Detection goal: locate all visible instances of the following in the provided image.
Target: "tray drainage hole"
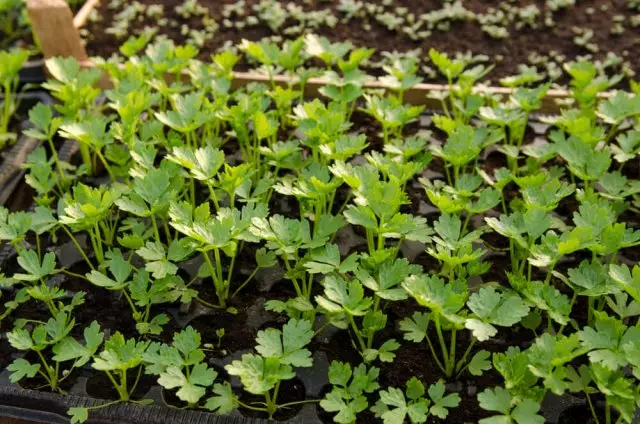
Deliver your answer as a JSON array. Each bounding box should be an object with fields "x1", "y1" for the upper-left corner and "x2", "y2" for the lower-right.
[{"x1": 557, "y1": 402, "x2": 618, "y2": 424}]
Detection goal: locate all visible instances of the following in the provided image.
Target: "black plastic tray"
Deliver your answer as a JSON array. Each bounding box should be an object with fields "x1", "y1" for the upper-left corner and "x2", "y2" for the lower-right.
[{"x1": 0, "y1": 91, "x2": 53, "y2": 206}]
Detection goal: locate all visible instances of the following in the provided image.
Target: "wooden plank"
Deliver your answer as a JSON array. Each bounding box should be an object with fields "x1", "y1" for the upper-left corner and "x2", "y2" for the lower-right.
[
  {"x1": 81, "y1": 65, "x2": 604, "y2": 113},
  {"x1": 73, "y1": 0, "x2": 100, "y2": 28},
  {"x1": 230, "y1": 71, "x2": 596, "y2": 113},
  {"x1": 26, "y1": 0, "x2": 88, "y2": 61}
]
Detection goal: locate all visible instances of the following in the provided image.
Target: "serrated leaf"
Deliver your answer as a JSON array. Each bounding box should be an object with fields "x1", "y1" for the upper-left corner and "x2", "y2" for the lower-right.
[{"x1": 469, "y1": 350, "x2": 492, "y2": 376}]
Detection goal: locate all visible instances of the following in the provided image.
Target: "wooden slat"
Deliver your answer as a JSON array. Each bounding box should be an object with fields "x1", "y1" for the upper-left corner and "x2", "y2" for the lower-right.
[
  {"x1": 230, "y1": 71, "x2": 592, "y2": 113},
  {"x1": 26, "y1": 0, "x2": 88, "y2": 61}
]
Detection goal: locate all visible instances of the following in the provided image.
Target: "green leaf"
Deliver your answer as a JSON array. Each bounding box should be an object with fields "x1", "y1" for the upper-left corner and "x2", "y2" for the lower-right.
[
  {"x1": 402, "y1": 275, "x2": 466, "y2": 325},
  {"x1": 428, "y1": 380, "x2": 460, "y2": 419},
  {"x1": 68, "y1": 407, "x2": 89, "y2": 424},
  {"x1": 316, "y1": 275, "x2": 373, "y2": 317},
  {"x1": 52, "y1": 321, "x2": 104, "y2": 367},
  {"x1": 14, "y1": 251, "x2": 56, "y2": 281},
  {"x1": 205, "y1": 382, "x2": 237, "y2": 414},
  {"x1": 511, "y1": 399, "x2": 545, "y2": 424},
  {"x1": 92, "y1": 332, "x2": 149, "y2": 372},
  {"x1": 477, "y1": 387, "x2": 511, "y2": 414},
  {"x1": 255, "y1": 319, "x2": 314, "y2": 367},
  {"x1": 158, "y1": 363, "x2": 216, "y2": 404},
  {"x1": 226, "y1": 354, "x2": 294, "y2": 395},
  {"x1": 7, "y1": 358, "x2": 40, "y2": 382},
  {"x1": 406, "y1": 377, "x2": 425, "y2": 400},
  {"x1": 469, "y1": 350, "x2": 492, "y2": 376},
  {"x1": 399, "y1": 312, "x2": 429, "y2": 343},
  {"x1": 304, "y1": 244, "x2": 341, "y2": 274},
  {"x1": 466, "y1": 288, "x2": 529, "y2": 340}
]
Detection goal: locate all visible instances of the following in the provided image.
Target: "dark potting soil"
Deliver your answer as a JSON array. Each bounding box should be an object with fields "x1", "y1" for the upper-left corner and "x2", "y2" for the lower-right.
[
  {"x1": 83, "y1": 0, "x2": 640, "y2": 83},
  {"x1": 85, "y1": 369, "x2": 156, "y2": 401},
  {"x1": 557, "y1": 401, "x2": 617, "y2": 424},
  {"x1": 0, "y1": 338, "x2": 13, "y2": 371}
]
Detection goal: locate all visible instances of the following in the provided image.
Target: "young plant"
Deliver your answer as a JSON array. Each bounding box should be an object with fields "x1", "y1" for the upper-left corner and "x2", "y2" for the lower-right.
[
  {"x1": 58, "y1": 183, "x2": 122, "y2": 266},
  {"x1": 477, "y1": 387, "x2": 545, "y2": 424},
  {"x1": 361, "y1": 94, "x2": 424, "y2": 144},
  {"x1": 401, "y1": 275, "x2": 528, "y2": 378},
  {"x1": 143, "y1": 326, "x2": 233, "y2": 410},
  {"x1": 7, "y1": 312, "x2": 101, "y2": 394},
  {"x1": 43, "y1": 57, "x2": 102, "y2": 173},
  {"x1": 371, "y1": 377, "x2": 460, "y2": 423},
  {"x1": 337, "y1": 165, "x2": 431, "y2": 255},
  {"x1": 86, "y1": 249, "x2": 194, "y2": 335},
  {"x1": 69, "y1": 332, "x2": 152, "y2": 423},
  {"x1": 225, "y1": 319, "x2": 316, "y2": 419},
  {"x1": 116, "y1": 161, "x2": 184, "y2": 243},
  {"x1": 320, "y1": 361, "x2": 379, "y2": 424},
  {"x1": 169, "y1": 200, "x2": 268, "y2": 308},
  {"x1": 250, "y1": 214, "x2": 344, "y2": 320},
  {"x1": 429, "y1": 125, "x2": 501, "y2": 184},
  {"x1": 0, "y1": 49, "x2": 29, "y2": 147},
  {"x1": 427, "y1": 213, "x2": 488, "y2": 283}
]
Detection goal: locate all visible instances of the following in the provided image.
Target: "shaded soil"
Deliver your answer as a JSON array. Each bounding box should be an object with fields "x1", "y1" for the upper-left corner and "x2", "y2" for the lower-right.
[
  {"x1": 84, "y1": 0, "x2": 640, "y2": 82},
  {"x1": 86, "y1": 370, "x2": 155, "y2": 401}
]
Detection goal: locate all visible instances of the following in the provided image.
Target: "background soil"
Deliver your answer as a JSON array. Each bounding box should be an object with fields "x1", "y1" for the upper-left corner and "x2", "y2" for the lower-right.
[{"x1": 84, "y1": 0, "x2": 640, "y2": 82}]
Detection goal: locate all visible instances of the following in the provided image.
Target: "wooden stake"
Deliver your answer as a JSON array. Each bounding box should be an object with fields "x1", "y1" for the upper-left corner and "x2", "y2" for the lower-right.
[{"x1": 26, "y1": 0, "x2": 88, "y2": 62}]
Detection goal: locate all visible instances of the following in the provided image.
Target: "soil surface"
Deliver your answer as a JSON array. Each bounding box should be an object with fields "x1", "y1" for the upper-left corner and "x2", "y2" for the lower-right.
[{"x1": 83, "y1": 0, "x2": 640, "y2": 82}]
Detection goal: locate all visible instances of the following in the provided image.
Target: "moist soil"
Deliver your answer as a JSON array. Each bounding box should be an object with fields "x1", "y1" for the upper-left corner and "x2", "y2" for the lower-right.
[{"x1": 84, "y1": 0, "x2": 640, "y2": 82}]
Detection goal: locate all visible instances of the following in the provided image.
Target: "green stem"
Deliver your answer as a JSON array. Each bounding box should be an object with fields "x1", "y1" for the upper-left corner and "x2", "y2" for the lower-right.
[
  {"x1": 231, "y1": 266, "x2": 259, "y2": 299},
  {"x1": 60, "y1": 226, "x2": 95, "y2": 270},
  {"x1": 202, "y1": 252, "x2": 225, "y2": 307},
  {"x1": 238, "y1": 400, "x2": 267, "y2": 412},
  {"x1": 448, "y1": 328, "x2": 457, "y2": 376},
  {"x1": 35, "y1": 350, "x2": 56, "y2": 390},
  {"x1": 434, "y1": 314, "x2": 452, "y2": 377},
  {"x1": 425, "y1": 332, "x2": 446, "y2": 374},
  {"x1": 366, "y1": 229, "x2": 375, "y2": 254},
  {"x1": 105, "y1": 370, "x2": 128, "y2": 401},
  {"x1": 224, "y1": 250, "x2": 239, "y2": 300},
  {"x1": 348, "y1": 315, "x2": 367, "y2": 355},
  {"x1": 283, "y1": 258, "x2": 303, "y2": 297},
  {"x1": 79, "y1": 143, "x2": 93, "y2": 175},
  {"x1": 195, "y1": 296, "x2": 223, "y2": 309},
  {"x1": 96, "y1": 150, "x2": 116, "y2": 182},
  {"x1": 455, "y1": 339, "x2": 477, "y2": 376},
  {"x1": 130, "y1": 366, "x2": 142, "y2": 397},
  {"x1": 278, "y1": 399, "x2": 320, "y2": 408},
  {"x1": 47, "y1": 138, "x2": 66, "y2": 186},
  {"x1": 213, "y1": 248, "x2": 224, "y2": 290},
  {"x1": 122, "y1": 290, "x2": 139, "y2": 319},
  {"x1": 150, "y1": 214, "x2": 161, "y2": 243},
  {"x1": 586, "y1": 392, "x2": 600, "y2": 424}
]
